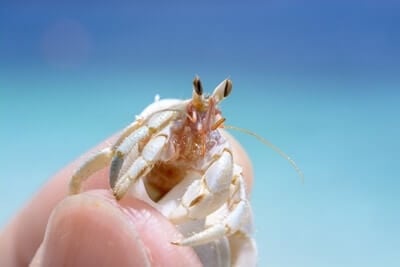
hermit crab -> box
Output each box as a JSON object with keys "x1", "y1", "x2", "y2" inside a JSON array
[{"x1": 69, "y1": 77, "x2": 257, "y2": 266}]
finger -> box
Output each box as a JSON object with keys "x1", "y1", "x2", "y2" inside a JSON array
[
  {"x1": 0, "y1": 131, "x2": 253, "y2": 266},
  {"x1": 30, "y1": 190, "x2": 201, "y2": 267},
  {"x1": 0, "y1": 136, "x2": 117, "y2": 266}
]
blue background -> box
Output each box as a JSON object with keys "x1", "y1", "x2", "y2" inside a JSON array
[{"x1": 1, "y1": 1, "x2": 400, "y2": 266}]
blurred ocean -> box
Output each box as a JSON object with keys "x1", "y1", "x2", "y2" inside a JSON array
[{"x1": 1, "y1": 1, "x2": 399, "y2": 266}]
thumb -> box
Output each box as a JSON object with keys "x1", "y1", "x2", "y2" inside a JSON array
[{"x1": 30, "y1": 192, "x2": 151, "y2": 267}]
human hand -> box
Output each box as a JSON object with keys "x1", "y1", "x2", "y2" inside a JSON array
[{"x1": 0, "y1": 132, "x2": 253, "y2": 267}]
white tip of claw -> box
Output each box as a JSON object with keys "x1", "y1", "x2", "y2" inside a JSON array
[
  {"x1": 168, "y1": 204, "x2": 188, "y2": 224},
  {"x1": 154, "y1": 94, "x2": 160, "y2": 102}
]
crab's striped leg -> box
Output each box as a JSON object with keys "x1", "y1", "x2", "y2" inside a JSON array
[{"x1": 69, "y1": 148, "x2": 113, "y2": 194}]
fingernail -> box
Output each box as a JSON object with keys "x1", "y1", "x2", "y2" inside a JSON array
[{"x1": 33, "y1": 193, "x2": 150, "y2": 267}]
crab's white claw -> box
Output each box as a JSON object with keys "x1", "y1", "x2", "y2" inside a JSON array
[
  {"x1": 172, "y1": 167, "x2": 256, "y2": 260},
  {"x1": 172, "y1": 197, "x2": 250, "y2": 247},
  {"x1": 169, "y1": 149, "x2": 233, "y2": 223}
]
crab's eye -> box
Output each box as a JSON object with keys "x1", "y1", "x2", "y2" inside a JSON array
[
  {"x1": 193, "y1": 76, "x2": 203, "y2": 96},
  {"x1": 223, "y1": 79, "x2": 233, "y2": 97}
]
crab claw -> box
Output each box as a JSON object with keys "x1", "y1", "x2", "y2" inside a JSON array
[{"x1": 169, "y1": 149, "x2": 233, "y2": 224}]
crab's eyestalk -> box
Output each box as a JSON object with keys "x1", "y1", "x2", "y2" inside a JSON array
[
  {"x1": 193, "y1": 76, "x2": 203, "y2": 96},
  {"x1": 192, "y1": 76, "x2": 205, "y2": 110},
  {"x1": 223, "y1": 79, "x2": 232, "y2": 97},
  {"x1": 212, "y1": 79, "x2": 232, "y2": 103}
]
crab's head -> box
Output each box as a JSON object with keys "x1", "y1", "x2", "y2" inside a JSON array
[{"x1": 171, "y1": 77, "x2": 233, "y2": 160}]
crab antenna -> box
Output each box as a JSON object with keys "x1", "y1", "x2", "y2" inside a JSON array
[{"x1": 225, "y1": 125, "x2": 304, "y2": 183}]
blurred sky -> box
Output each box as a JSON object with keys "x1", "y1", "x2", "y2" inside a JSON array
[{"x1": 1, "y1": 1, "x2": 400, "y2": 266}]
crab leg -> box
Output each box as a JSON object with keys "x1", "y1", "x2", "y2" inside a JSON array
[
  {"x1": 112, "y1": 134, "x2": 169, "y2": 200},
  {"x1": 109, "y1": 126, "x2": 150, "y2": 188},
  {"x1": 69, "y1": 148, "x2": 113, "y2": 194},
  {"x1": 169, "y1": 148, "x2": 233, "y2": 224},
  {"x1": 69, "y1": 118, "x2": 144, "y2": 195},
  {"x1": 110, "y1": 110, "x2": 177, "y2": 186},
  {"x1": 112, "y1": 119, "x2": 143, "y2": 149}
]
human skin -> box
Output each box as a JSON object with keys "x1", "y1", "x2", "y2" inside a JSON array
[{"x1": 0, "y1": 132, "x2": 253, "y2": 267}]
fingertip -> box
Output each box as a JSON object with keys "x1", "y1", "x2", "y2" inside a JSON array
[{"x1": 32, "y1": 192, "x2": 151, "y2": 267}]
